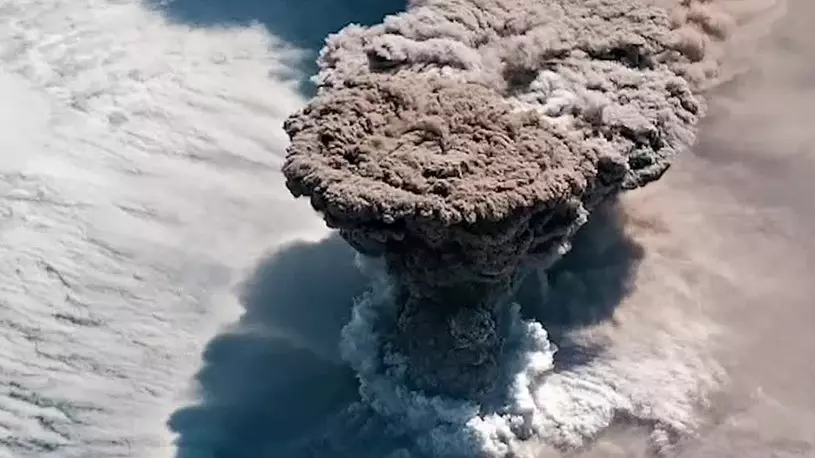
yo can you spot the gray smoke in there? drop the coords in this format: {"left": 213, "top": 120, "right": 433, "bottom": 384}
{"left": 280, "top": 0, "right": 776, "bottom": 456}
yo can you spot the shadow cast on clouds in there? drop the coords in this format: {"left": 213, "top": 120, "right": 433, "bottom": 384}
{"left": 145, "top": 0, "right": 406, "bottom": 95}
{"left": 168, "top": 235, "right": 368, "bottom": 457}
{"left": 168, "top": 201, "right": 644, "bottom": 456}
{"left": 516, "top": 201, "right": 644, "bottom": 368}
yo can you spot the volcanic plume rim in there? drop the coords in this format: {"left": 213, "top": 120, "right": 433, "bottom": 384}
{"left": 282, "top": 71, "right": 700, "bottom": 243}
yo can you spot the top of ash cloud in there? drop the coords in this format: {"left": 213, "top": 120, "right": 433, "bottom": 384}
{"left": 284, "top": 75, "right": 597, "bottom": 226}
{"left": 282, "top": 0, "right": 724, "bottom": 228}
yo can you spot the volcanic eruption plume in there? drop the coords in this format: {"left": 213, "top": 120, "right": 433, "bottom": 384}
{"left": 281, "top": 0, "right": 783, "bottom": 455}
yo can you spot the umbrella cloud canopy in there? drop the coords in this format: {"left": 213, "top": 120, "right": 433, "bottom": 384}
{"left": 283, "top": 0, "right": 730, "bottom": 401}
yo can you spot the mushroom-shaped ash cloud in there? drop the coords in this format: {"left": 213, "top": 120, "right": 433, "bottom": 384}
{"left": 283, "top": 0, "right": 706, "bottom": 401}
{"left": 280, "top": 0, "right": 745, "bottom": 454}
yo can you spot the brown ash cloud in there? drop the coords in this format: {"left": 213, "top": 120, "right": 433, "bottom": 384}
{"left": 279, "top": 0, "right": 763, "bottom": 455}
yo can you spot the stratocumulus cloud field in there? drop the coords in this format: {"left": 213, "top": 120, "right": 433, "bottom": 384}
{"left": 0, "top": 1, "right": 320, "bottom": 455}
{"left": 0, "top": 0, "right": 814, "bottom": 457}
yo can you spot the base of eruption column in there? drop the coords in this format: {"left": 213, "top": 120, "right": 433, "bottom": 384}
{"left": 391, "top": 286, "right": 508, "bottom": 400}
{"left": 331, "top": 199, "right": 589, "bottom": 401}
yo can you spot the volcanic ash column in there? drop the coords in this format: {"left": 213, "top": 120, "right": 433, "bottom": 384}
{"left": 282, "top": 0, "right": 715, "bottom": 401}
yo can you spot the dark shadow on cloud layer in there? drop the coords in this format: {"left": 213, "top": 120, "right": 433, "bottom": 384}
{"left": 516, "top": 201, "right": 645, "bottom": 369}
{"left": 168, "top": 235, "right": 369, "bottom": 457}
{"left": 145, "top": 0, "right": 406, "bottom": 95}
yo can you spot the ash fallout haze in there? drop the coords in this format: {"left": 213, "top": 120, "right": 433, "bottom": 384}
{"left": 0, "top": 0, "right": 813, "bottom": 457}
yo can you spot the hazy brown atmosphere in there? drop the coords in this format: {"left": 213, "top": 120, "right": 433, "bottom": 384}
{"left": 588, "top": 0, "right": 815, "bottom": 455}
